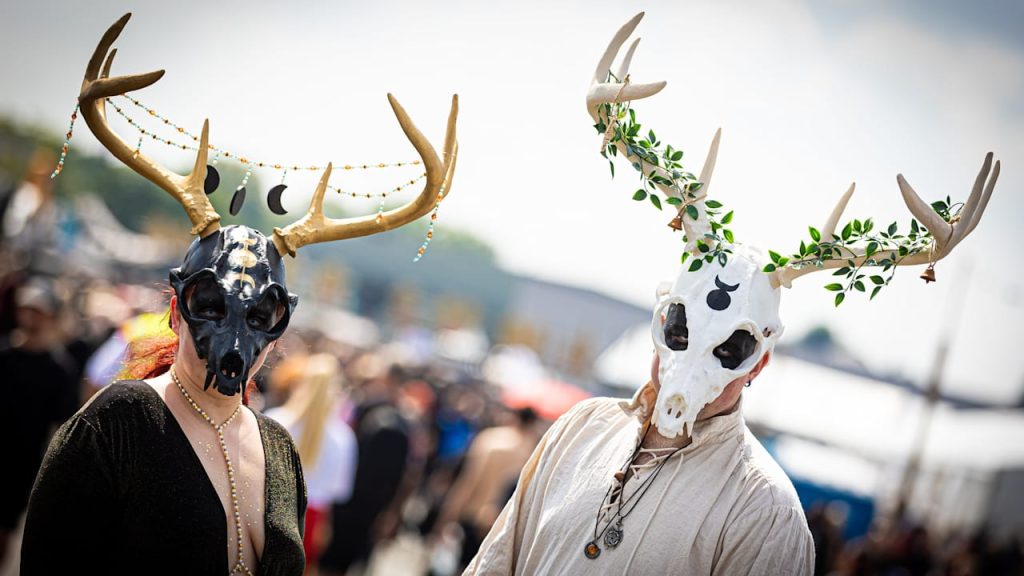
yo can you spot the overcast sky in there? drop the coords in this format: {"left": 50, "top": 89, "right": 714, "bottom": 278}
{"left": 3, "top": 0, "right": 1022, "bottom": 403}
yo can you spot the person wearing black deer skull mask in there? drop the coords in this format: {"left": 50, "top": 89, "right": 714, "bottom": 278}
{"left": 22, "top": 13, "right": 459, "bottom": 575}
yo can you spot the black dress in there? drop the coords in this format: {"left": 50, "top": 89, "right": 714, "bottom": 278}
{"left": 21, "top": 380, "right": 307, "bottom": 575}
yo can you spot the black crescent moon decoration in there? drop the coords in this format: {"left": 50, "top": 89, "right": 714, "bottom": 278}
{"left": 203, "top": 164, "right": 220, "bottom": 194}
{"left": 266, "top": 184, "right": 288, "bottom": 215}
{"left": 229, "top": 185, "right": 246, "bottom": 216}
{"left": 707, "top": 275, "right": 740, "bottom": 311}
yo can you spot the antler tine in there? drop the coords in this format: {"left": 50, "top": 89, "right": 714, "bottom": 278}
{"left": 614, "top": 37, "right": 642, "bottom": 81}
{"left": 79, "top": 13, "right": 220, "bottom": 237}
{"left": 822, "top": 182, "right": 856, "bottom": 242}
{"left": 272, "top": 94, "right": 459, "bottom": 258}
{"left": 669, "top": 129, "right": 721, "bottom": 254}
{"left": 594, "top": 12, "right": 644, "bottom": 83}
{"left": 773, "top": 153, "right": 1000, "bottom": 288}
{"left": 587, "top": 13, "right": 666, "bottom": 114}
{"left": 964, "top": 158, "right": 999, "bottom": 237}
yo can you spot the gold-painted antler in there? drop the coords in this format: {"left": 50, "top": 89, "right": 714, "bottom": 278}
{"left": 79, "top": 13, "right": 221, "bottom": 237}
{"left": 770, "top": 153, "right": 1000, "bottom": 288}
{"left": 587, "top": 13, "right": 720, "bottom": 255}
{"left": 272, "top": 94, "right": 459, "bottom": 257}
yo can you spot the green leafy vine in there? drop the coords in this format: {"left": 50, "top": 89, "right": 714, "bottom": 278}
{"left": 593, "top": 72, "right": 734, "bottom": 271}
{"left": 764, "top": 196, "right": 961, "bottom": 306}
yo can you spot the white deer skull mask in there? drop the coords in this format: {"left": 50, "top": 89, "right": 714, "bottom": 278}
{"left": 590, "top": 12, "right": 999, "bottom": 438}
{"left": 651, "top": 244, "right": 783, "bottom": 438}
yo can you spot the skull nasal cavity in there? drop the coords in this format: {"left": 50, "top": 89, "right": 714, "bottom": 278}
{"left": 666, "top": 394, "right": 687, "bottom": 413}
{"left": 220, "top": 352, "right": 244, "bottom": 378}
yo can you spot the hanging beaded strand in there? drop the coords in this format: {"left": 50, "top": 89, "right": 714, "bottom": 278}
{"left": 413, "top": 185, "right": 446, "bottom": 263}
{"left": 170, "top": 367, "right": 253, "bottom": 576}
{"left": 50, "top": 104, "right": 80, "bottom": 179}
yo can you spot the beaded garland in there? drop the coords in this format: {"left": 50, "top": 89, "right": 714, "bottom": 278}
{"left": 50, "top": 104, "right": 80, "bottom": 179}
{"left": 52, "top": 97, "right": 446, "bottom": 261}
{"left": 170, "top": 366, "right": 253, "bottom": 576}
{"left": 412, "top": 185, "right": 445, "bottom": 263}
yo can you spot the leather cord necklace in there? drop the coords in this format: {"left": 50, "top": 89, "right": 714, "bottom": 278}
{"left": 584, "top": 425, "right": 685, "bottom": 559}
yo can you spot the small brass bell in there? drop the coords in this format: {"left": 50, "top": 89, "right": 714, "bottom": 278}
{"left": 920, "top": 265, "right": 936, "bottom": 284}
{"left": 668, "top": 213, "right": 684, "bottom": 231}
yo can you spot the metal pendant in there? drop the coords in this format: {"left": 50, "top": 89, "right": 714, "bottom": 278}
{"left": 584, "top": 541, "right": 601, "bottom": 559}
{"left": 604, "top": 522, "right": 623, "bottom": 548}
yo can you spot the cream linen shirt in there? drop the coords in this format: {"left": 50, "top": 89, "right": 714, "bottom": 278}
{"left": 464, "top": 383, "right": 814, "bottom": 575}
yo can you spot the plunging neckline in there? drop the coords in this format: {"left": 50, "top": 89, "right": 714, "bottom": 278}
{"left": 143, "top": 381, "right": 271, "bottom": 574}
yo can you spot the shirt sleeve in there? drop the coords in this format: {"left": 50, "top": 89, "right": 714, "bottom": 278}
{"left": 713, "top": 504, "right": 815, "bottom": 576}
{"left": 462, "top": 399, "right": 594, "bottom": 576}
{"left": 21, "top": 414, "right": 117, "bottom": 575}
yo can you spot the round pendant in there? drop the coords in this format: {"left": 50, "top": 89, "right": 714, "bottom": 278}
{"left": 604, "top": 524, "right": 623, "bottom": 548}
{"left": 584, "top": 541, "right": 601, "bottom": 559}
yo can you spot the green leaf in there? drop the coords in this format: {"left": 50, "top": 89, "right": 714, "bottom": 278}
{"left": 842, "top": 222, "right": 853, "bottom": 241}
{"left": 697, "top": 241, "right": 710, "bottom": 253}
{"left": 666, "top": 197, "right": 682, "bottom": 206}
{"left": 776, "top": 257, "right": 790, "bottom": 267}
{"left": 608, "top": 161, "right": 615, "bottom": 178}
{"left": 910, "top": 219, "right": 919, "bottom": 235}
{"left": 689, "top": 258, "right": 703, "bottom": 272}
{"left": 686, "top": 205, "right": 699, "bottom": 220}
{"left": 650, "top": 194, "right": 662, "bottom": 210}
{"left": 866, "top": 241, "right": 878, "bottom": 257}
{"left": 671, "top": 150, "right": 683, "bottom": 161}
{"left": 723, "top": 229, "right": 735, "bottom": 243}
{"left": 809, "top": 227, "right": 821, "bottom": 242}
{"left": 680, "top": 251, "right": 690, "bottom": 264}
{"left": 769, "top": 250, "right": 783, "bottom": 264}
{"left": 632, "top": 189, "right": 648, "bottom": 201}
{"left": 824, "top": 283, "right": 844, "bottom": 292}
{"left": 688, "top": 182, "right": 704, "bottom": 193}
{"left": 763, "top": 263, "right": 777, "bottom": 273}
{"left": 870, "top": 275, "right": 885, "bottom": 285}
{"left": 854, "top": 280, "right": 866, "bottom": 292}
{"left": 853, "top": 219, "right": 863, "bottom": 234}
{"left": 870, "top": 285, "right": 882, "bottom": 300}
{"left": 833, "top": 267, "right": 851, "bottom": 276}
{"left": 834, "top": 292, "right": 845, "bottom": 307}
{"left": 648, "top": 129, "right": 657, "bottom": 143}
{"left": 888, "top": 222, "right": 898, "bottom": 236}
{"left": 799, "top": 241, "right": 807, "bottom": 256}
{"left": 721, "top": 211, "right": 734, "bottom": 225}
{"left": 705, "top": 200, "right": 723, "bottom": 209}
{"left": 864, "top": 218, "right": 874, "bottom": 234}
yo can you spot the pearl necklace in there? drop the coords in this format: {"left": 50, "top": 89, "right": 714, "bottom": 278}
{"left": 171, "top": 367, "right": 253, "bottom": 576}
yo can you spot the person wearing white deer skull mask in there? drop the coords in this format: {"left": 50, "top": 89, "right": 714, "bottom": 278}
{"left": 465, "top": 12, "right": 999, "bottom": 576}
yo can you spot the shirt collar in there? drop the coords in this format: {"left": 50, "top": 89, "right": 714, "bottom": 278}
{"left": 617, "top": 380, "right": 745, "bottom": 449}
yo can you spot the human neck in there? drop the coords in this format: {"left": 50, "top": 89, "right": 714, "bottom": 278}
{"left": 170, "top": 363, "right": 243, "bottom": 424}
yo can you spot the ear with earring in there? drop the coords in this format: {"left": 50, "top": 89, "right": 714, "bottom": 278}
{"left": 744, "top": 378, "right": 753, "bottom": 388}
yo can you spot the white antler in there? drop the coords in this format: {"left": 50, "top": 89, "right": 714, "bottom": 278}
{"left": 587, "top": 12, "right": 720, "bottom": 254}
{"left": 770, "top": 153, "right": 1000, "bottom": 288}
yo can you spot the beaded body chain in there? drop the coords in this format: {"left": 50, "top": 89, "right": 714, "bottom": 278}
{"left": 171, "top": 367, "right": 252, "bottom": 576}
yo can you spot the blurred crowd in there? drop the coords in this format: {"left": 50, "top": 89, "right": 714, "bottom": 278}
{"left": 1, "top": 153, "right": 1022, "bottom": 576}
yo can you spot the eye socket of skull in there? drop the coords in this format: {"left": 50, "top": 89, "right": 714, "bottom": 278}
{"left": 663, "top": 303, "right": 689, "bottom": 351}
{"left": 713, "top": 329, "right": 758, "bottom": 370}
{"left": 247, "top": 285, "right": 288, "bottom": 334}
{"left": 182, "top": 273, "right": 226, "bottom": 322}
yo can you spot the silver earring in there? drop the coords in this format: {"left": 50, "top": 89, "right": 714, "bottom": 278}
{"left": 744, "top": 379, "right": 752, "bottom": 388}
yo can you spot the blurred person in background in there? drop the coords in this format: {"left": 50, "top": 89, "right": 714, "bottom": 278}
{"left": 266, "top": 354, "right": 358, "bottom": 575}
{"left": 432, "top": 406, "right": 541, "bottom": 572}
{"left": 320, "top": 359, "right": 416, "bottom": 575}
{"left": 0, "top": 278, "right": 78, "bottom": 564}
{"left": 0, "top": 149, "right": 59, "bottom": 258}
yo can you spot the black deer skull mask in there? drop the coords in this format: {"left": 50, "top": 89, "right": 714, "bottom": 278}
{"left": 170, "top": 225, "right": 298, "bottom": 396}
